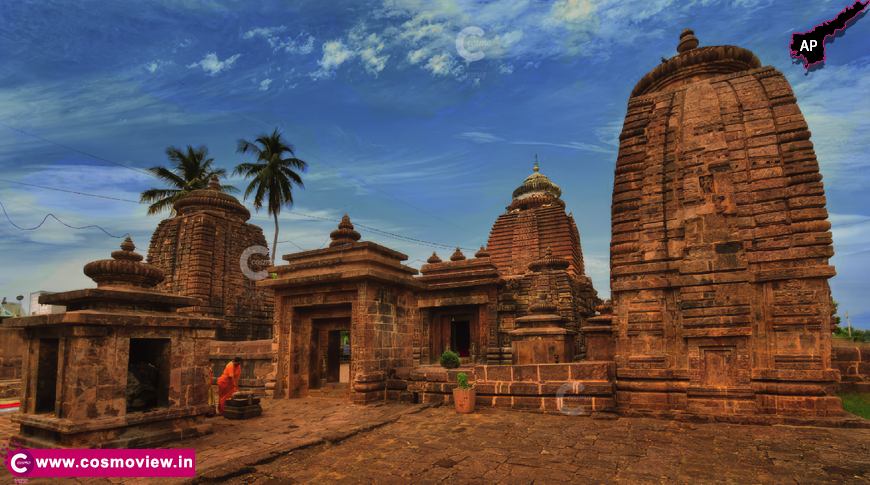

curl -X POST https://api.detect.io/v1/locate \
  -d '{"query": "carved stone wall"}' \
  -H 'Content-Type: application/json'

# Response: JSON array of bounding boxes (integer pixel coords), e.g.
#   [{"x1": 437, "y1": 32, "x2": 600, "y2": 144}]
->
[
  {"x1": 610, "y1": 31, "x2": 841, "y2": 417},
  {"x1": 147, "y1": 179, "x2": 274, "y2": 341}
]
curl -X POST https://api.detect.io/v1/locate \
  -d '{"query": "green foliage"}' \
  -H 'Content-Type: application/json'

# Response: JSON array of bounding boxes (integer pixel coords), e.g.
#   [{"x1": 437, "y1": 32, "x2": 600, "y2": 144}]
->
[
  {"x1": 839, "y1": 393, "x2": 870, "y2": 420},
  {"x1": 140, "y1": 145, "x2": 237, "y2": 216},
  {"x1": 234, "y1": 127, "x2": 308, "y2": 264},
  {"x1": 440, "y1": 350, "x2": 461, "y2": 369},
  {"x1": 457, "y1": 372, "x2": 471, "y2": 390}
]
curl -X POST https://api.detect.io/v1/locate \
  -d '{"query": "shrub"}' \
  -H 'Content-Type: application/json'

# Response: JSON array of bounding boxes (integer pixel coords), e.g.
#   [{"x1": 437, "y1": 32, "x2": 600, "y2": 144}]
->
[
  {"x1": 457, "y1": 372, "x2": 471, "y2": 390},
  {"x1": 440, "y1": 350, "x2": 461, "y2": 369}
]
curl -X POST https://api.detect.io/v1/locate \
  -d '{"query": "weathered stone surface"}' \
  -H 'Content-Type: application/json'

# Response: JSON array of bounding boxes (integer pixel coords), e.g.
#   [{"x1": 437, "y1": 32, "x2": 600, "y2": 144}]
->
[
  {"x1": 610, "y1": 31, "x2": 840, "y2": 417},
  {"x1": 146, "y1": 177, "x2": 274, "y2": 341},
  {"x1": 9, "y1": 239, "x2": 220, "y2": 448}
]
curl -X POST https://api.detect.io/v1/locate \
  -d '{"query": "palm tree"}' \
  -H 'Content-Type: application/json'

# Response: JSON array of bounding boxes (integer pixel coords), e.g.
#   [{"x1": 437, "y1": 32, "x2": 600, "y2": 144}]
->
[
  {"x1": 140, "y1": 145, "x2": 238, "y2": 216},
  {"x1": 233, "y1": 128, "x2": 308, "y2": 263}
]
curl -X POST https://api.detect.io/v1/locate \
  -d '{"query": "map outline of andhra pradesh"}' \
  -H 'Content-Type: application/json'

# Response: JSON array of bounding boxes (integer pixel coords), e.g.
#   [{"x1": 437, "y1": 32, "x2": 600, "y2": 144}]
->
[{"x1": 789, "y1": 0, "x2": 870, "y2": 68}]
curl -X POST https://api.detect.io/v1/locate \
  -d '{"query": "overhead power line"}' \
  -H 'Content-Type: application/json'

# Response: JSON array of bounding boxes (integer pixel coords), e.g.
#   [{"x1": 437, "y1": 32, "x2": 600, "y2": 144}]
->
[
  {"x1": 0, "y1": 179, "x2": 476, "y2": 251},
  {"x1": 0, "y1": 122, "x2": 155, "y2": 178}
]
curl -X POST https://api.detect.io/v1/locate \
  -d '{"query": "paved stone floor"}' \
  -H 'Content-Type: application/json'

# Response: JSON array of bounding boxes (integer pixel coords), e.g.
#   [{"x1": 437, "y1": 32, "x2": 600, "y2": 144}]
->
[
  {"x1": 3, "y1": 402, "x2": 870, "y2": 484},
  {"x1": 0, "y1": 399, "x2": 427, "y2": 485},
  {"x1": 216, "y1": 408, "x2": 870, "y2": 485}
]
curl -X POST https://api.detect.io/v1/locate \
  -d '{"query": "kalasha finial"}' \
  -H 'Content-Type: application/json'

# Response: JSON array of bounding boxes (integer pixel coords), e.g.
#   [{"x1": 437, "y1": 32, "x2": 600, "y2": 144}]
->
[
  {"x1": 208, "y1": 176, "x2": 220, "y2": 191},
  {"x1": 120, "y1": 236, "x2": 135, "y2": 252},
  {"x1": 427, "y1": 252, "x2": 442, "y2": 264},
  {"x1": 329, "y1": 214, "x2": 361, "y2": 247},
  {"x1": 677, "y1": 28, "x2": 699, "y2": 54},
  {"x1": 474, "y1": 245, "x2": 490, "y2": 258},
  {"x1": 450, "y1": 247, "x2": 466, "y2": 261},
  {"x1": 83, "y1": 237, "x2": 164, "y2": 288},
  {"x1": 533, "y1": 154, "x2": 539, "y2": 173}
]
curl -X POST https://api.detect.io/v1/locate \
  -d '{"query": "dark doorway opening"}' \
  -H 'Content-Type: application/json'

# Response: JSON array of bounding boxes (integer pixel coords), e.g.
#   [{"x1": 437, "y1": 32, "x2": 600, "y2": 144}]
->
[
  {"x1": 127, "y1": 338, "x2": 170, "y2": 412},
  {"x1": 35, "y1": 338, "x2": 59, "y2": 415},
  {"x1": 452, "y1": 321, "x2": 471, "y2": 357}
]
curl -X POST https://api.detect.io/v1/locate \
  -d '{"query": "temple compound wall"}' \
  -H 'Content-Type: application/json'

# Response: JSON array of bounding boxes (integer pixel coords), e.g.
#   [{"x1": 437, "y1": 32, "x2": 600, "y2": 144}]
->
[
  {"x1": 147, "y1": 177, "x2": 274, "y2": 341},
  {"x1": 609, "y1": 30, "x2": 841, "y2": 417}
]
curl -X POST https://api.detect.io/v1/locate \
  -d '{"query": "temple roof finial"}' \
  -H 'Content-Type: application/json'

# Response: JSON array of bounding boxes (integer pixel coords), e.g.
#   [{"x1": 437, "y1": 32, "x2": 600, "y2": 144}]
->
[
  {"x1": 208, "y1": 175, "x2": 220, "y2": 191},
  {"x1": 677, "y1": 28, "x2": 699, "y2": 54},
  {"x1": 534, "y1": 154, "x2": 539, "y2": 173}
]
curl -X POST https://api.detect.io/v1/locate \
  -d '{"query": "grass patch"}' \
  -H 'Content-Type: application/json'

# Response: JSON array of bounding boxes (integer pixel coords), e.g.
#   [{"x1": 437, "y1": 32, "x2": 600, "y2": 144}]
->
[{"x1": 839, "y1": 393, "x2": 870, "y2": 420}]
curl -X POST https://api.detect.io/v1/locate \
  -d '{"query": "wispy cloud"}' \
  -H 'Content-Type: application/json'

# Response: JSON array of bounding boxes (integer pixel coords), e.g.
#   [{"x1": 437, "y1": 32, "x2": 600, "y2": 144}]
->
[
  {"x1": 259, "y1": 78, "x2": 273, "y2": 91},
  {"x1": 455, "y1": 132, "x2": 504, "y2": 143},
  {"x1": 510, "y1": 140, "x2": 613, "y2": 153},
  {"x1": 187, "y1": 52, "x2": 242, "y2": 76}
]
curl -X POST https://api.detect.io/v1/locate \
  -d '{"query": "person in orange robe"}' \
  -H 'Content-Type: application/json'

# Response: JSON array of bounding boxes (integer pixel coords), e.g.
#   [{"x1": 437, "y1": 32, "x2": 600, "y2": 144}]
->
[{"x1": 217, "y1": 357, "x2": 242, "y2": 414}]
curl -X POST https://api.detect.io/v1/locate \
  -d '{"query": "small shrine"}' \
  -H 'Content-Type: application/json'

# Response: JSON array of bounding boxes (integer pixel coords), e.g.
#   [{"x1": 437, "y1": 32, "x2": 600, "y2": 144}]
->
[
  {"x1": 9, "y1": 237, "x2": 221, "y2": 448},
  {"x1": 509, "y1": 248, "x2": 576, "y2": 365}
]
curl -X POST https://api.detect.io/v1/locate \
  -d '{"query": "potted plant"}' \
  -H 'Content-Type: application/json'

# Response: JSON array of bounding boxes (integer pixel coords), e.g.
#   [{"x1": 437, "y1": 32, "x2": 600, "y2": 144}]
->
[
  {"x1": 440, "y1": 349, "x2": 461, "y2": 369},
  {"x1": 453, "y1": 372, "x2": 475, "y2": 413}
]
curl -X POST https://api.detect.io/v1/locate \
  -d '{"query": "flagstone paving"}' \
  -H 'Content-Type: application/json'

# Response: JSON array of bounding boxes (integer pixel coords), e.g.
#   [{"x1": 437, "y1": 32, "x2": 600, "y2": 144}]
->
[
  {"x1": 1, "y1": 398, "x2": 429, "y2": 485},
  {"x1": 3, "y1": 401, "x2": 870, "y2": 484},
  {"x1": 210, "y1": 407, "x2": 870, "y2": 485}
]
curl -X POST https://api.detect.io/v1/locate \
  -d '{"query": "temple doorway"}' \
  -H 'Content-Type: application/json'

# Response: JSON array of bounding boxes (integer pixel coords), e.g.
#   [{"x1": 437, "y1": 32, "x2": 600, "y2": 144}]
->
[
  {"x1": 451, "y1": 321, "x2": 471, "y2": 358},
  {"x1": 430, "y1": 311, "x2": 479, "y2": 364},
  {"x1": 309, "y1": 317, "x2": 352, "y2": 397},
  {"x1": 325, "y1": 330, "x2": 351, "y2": 383}
]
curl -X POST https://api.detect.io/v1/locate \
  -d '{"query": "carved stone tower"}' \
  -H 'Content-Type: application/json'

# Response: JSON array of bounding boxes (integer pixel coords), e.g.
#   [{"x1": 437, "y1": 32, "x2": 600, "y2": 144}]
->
[
  {"x1": 147, "y1": 176, "x2": 274, "y2": 341},
  {"x1": 610, "y1": 29, "x2": 841, "y2": 416}
]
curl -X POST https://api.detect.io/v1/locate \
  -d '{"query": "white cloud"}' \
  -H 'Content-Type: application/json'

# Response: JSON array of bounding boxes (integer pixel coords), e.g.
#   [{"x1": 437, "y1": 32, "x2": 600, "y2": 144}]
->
[
  {"x1": 187, "y1": 52, "x2": 241, "y2": 76},
  {"x1": 285, "y1": 35, "x2": 316, "y2": 55},
  {"x1": 243, "y1": 26, "x2": 287, "y2": 39},
  {"x1": 510, "y1": 140, "x2": 613, "y2": 153},
  {"x1": 259, "y1": 78, "x2": 272, "y2": 91},
  {"x1": 455, "y1": 132, "x2": 504, "y2": 143},
  {"x1": 423, "y1": 52, "x2": 458, "y2": 76}
]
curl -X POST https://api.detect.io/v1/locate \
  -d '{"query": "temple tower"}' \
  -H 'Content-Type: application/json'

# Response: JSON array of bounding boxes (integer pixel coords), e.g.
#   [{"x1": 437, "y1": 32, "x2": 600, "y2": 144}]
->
[
  {"x1": 610, "y1": 30, "x2": 840, "y2": 416},
  {"x1": 486, "y1": 160, "x2": 599, "y2": 361},
  {"x1": 147, "y1": 177, "x2": 274, "y2": 341}
]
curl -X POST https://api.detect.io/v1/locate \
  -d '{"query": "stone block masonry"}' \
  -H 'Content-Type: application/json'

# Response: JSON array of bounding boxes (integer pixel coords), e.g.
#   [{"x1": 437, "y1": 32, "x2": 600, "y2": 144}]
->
[
  {"x1": 147, "y1": 177, "x2": 274, "y2": 341},
  {"x1": 610, "y1": 29, "x2": 842, "y2": 418}
]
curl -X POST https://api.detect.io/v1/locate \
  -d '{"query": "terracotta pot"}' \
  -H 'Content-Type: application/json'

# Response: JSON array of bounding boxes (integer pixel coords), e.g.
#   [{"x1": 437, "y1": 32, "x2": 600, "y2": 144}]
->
[{"x1": 453, "y1": 388, "x2": 476, "y2": 413}]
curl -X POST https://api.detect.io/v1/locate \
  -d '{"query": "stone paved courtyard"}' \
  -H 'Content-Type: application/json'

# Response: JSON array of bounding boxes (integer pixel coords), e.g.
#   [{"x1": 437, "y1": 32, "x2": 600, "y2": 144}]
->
[{"x1": 3, "y1": 400, "x2": 870, "y2": 484}]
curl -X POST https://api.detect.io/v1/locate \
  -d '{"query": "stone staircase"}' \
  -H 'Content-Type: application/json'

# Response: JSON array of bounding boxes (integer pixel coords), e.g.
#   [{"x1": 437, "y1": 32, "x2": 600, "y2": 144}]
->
[{"x1": 308, "y1": 382, "x2": 350, "y2": 399}]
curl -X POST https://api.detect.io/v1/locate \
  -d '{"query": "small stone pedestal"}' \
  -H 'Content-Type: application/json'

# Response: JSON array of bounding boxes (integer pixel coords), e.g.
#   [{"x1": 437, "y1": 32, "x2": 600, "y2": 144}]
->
[{"x1": 223, "y1": 391, "x2": 262, "y2": 420}]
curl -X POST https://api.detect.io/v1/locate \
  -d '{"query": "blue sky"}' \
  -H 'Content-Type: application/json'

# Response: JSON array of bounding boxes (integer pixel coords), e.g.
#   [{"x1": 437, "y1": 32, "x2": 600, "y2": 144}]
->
[{"x1": 1, "y1": 0, "x2": 868, "y2": 329}]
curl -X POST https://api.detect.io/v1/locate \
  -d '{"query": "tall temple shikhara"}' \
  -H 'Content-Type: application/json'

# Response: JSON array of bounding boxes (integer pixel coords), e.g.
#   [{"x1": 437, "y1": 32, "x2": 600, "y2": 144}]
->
[
  {"x1": 609, "y1": 29, "x2": 841, "y2": 416},
  {"x1": 146, "y1": 177, "x2": 274, "y2": 341}
]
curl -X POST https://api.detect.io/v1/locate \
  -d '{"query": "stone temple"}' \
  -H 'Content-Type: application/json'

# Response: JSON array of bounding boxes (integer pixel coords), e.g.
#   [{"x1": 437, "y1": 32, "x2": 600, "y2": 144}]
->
[
  {"x1": 147, "y1": 177, "x2": 274, "y2": 341},
  {"x1": 609, "y1": 29, "x2": 841, "y2": 416},
  {"x1": 5, "y1": 28, "x2": 869, "y2": 450}
]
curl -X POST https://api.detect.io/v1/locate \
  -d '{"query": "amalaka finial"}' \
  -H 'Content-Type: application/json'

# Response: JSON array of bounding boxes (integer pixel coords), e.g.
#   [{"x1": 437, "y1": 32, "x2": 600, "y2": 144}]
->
[
  {"x1": 534, "y1": 154, "x2": 539, "y2": 173},
  {"x1": 329, "y1": 215, "x2": 361, "y2": 247},
  {"x1": 677, "y1": 28, "x2": 699, "y2": 54},
  {"x1": 208, "y1": 176, "x2": 220, "y2": 191}
]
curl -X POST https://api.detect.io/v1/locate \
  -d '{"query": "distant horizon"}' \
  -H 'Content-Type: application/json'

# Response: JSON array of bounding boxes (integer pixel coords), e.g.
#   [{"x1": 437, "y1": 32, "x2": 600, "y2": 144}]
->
[{"x1": 1, "y1": 0, "x2": 869, "y2": 329}]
